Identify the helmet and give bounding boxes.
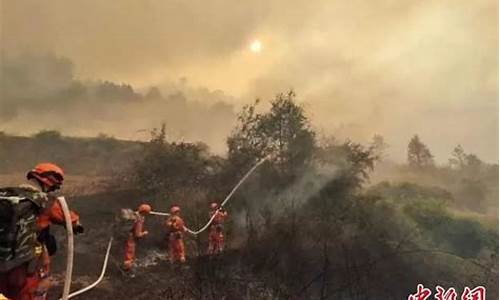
[210,202,218,209]
[27,162,64,191]
[170,205,181,214]
[138,204,151,214]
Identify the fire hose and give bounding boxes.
[52,157,269,298]
[55,153,264,298]
[125,156,269,232]
[57,197,74,300]
[64,238,113,299]
[57,196,114,299]
[50,156,268,299]
[149,211,170,216]
[123,156,269,233]
[184,156,269,235]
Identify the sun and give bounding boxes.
[250,39,262,53]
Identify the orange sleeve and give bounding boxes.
[133,217,145,238]
[37,213,51,230]
[221,211,228,219]
[178,217,186,232]
[47,200,80,226]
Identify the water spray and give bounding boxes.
[184,156,269,235]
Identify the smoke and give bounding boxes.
[0,54,236,153]
[2,0,498,162]
[244,0,498,163]
[232,162,341,231]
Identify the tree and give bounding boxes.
[124,124,219,202]
[144,86,163,100]
[407,135,434,169]
[33,130,62,141]
[448,145,484,177]
[449,144,466,169]
[371,134,389,161]
[227,91,315,180]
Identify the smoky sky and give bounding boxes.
[1,0,498,162]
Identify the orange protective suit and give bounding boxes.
[166,215,186,263]
[35,199,80,300]
[37,200,80,231]
[208,209,228,255]
[0,262,39,300]
[123,214,147,270]
[1,194,80,300]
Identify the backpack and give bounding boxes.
[0,187,46,273]
[113,209,138,239]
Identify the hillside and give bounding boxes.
[0,131,143,176]
[0,95,497,299]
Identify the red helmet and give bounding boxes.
[170,205,181,214]
[27,162,64,191]
[138,204,152,214]
[210,202,218,209]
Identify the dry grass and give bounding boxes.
[0,173,109,197]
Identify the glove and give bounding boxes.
[46,234,58,256]
[38,228,58,256]
[73,224,85,235]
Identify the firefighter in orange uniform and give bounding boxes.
[166,205,186,263]
[123,204,151,271]
[0,163,82,300]
[207,202,228,255]
[35,190,82,300]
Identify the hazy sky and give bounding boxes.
[2,0,498,162]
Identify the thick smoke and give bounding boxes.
[0,54,236,153]
[1,0,498,162]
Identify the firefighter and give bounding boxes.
[207,202,228,256]
[166,205,186,263]
[0,163,83,300]
[123,204,151,271]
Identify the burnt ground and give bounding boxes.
[47,191,277,300]
[15,189,500,300]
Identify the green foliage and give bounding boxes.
[1,88,497,298]
[374,143,498,213]
[223,94,497,298]
[33,129,63,141]
[315,139,377,189]
[449,144,485,178]
[227,91,315,184]
[404,199,498,257]
[455,179,488,212]
[367,181,498,259]
[407,134,434,169]
[126,124,221,202]
[369,181,453,204]
[403,199,450,230]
